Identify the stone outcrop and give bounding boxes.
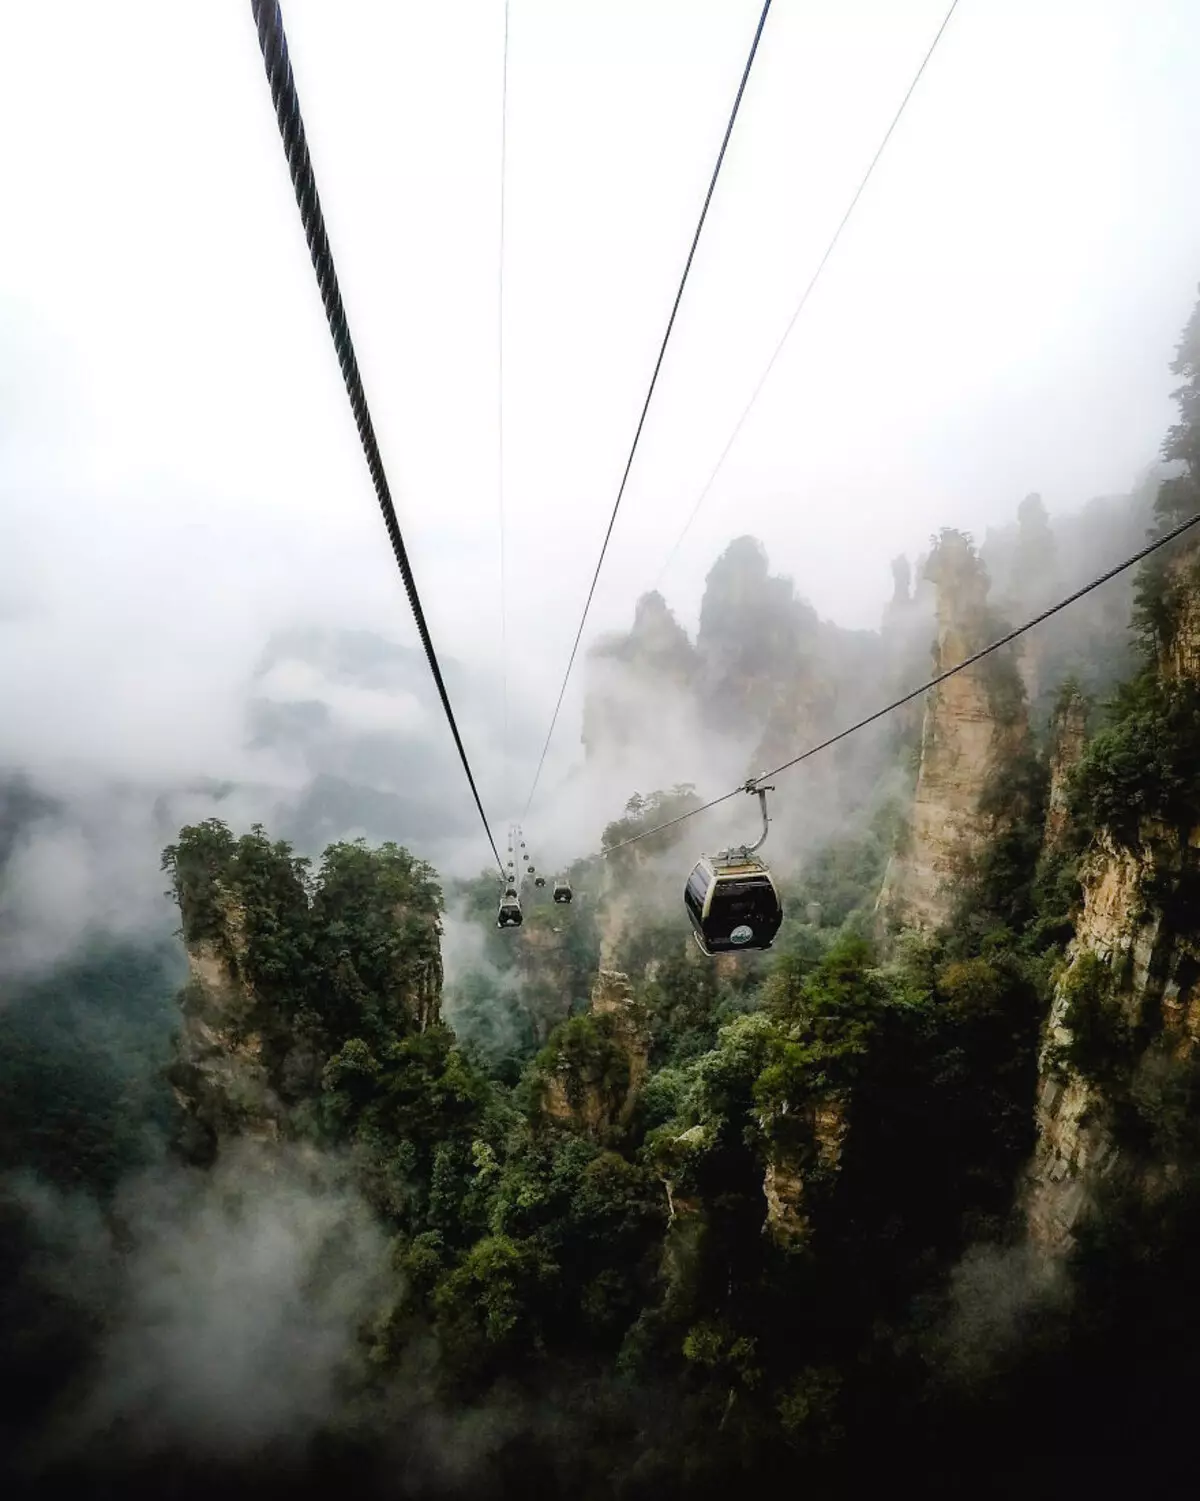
[582,592,698,761]
[877,552,935,755]
[1043,686,1088,851]
[597,874,639,972]
[1025,537,1200,1251]
[1024,837,1146,1249]
[579,535,908,860]
[1025,824,1200,1249]
[877,530,1031,936]
[761,1095,849,1247]
[167,844,442,1163]
[1163,544,1200,681]
[591,968,651,1103]
[540,970,650,1140]
[168,908,291,1161]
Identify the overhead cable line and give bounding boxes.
[605,510,1200,856]
[655,0,962,589]
[522,0,776,822]
[249,0,504,875]
[498,0,512,807]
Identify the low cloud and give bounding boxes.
[256,657,432,739]
[927,1240,1071,1393]
[14,1143,391,1469]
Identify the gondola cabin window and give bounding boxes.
[684,864,711,923]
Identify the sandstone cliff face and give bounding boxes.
[580,535,908,866]
[761,1095,848,1247]
[582,592,699,762]
[1025,838,1148,1249]
[1043,686,1089,851]
[1025,825,1200,1249]
[168,907,290,1160]
[877,531,1031,935]
[597,871,639,972]
[168,860,443,1162]
[1026,541,1200,1251]
[590,967,651,1108]
[1165,549,1200,681]
[540,970,649,1139]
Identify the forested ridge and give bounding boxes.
[3,291,1200,1497]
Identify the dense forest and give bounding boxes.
[2,289,1200,1498]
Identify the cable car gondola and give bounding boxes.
[527,864,535,874]
[534,875,546,888]
[553,878,572,904]
[498,888,523,928]
[683,777,782,956]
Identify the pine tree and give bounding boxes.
[1133,286,1200,654]
[1157,286,1200,523]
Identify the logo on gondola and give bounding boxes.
[730,924,753,945]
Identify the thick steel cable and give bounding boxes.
[250,0,503,875]
[604,511,1200,855]
[522,0,775,822]
[655,0,962,589]
[498,0,512,808]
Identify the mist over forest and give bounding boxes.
[10,1,1200,1496]
[4,319,1200,1493]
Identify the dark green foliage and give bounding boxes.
[324,1023,496,1238]
[949,743,1048,952]
[1163,289,1200,476]
[13,294,1200,1501]
[637,946,722,1068]
[160,816,239,944]
[432,1231,558,1373]
[1027,839,1084,950]
[164,823,444,1087]
[1051,952,1129,1085]
[766,933,1043,1246]
[602,785,703,860]
[0,938,183,1193]
[309,838,442,1047]
[1070,674,1200,846]
[1133,286,1200,657]
[533,1012,632,1125]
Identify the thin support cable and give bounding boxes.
[522,0,776,822]
[604,511,1200,855]
[250,0,504,874]
[655,0,962,589]
[498,0,511,808]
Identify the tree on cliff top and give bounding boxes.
[1160,286,1200,516]
[1135,286,1200,654]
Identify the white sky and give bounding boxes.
[2,0,1199,842]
